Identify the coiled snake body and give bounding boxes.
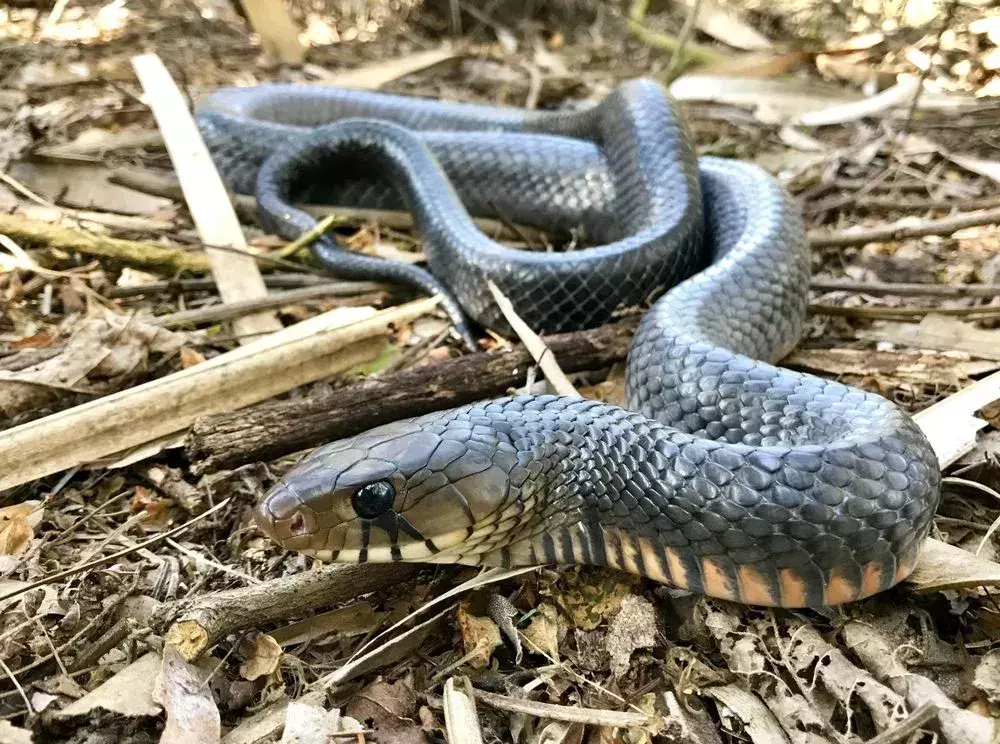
[196,78,940,607]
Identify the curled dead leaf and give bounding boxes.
[0,500,43,556]
[240,633,283,681]
[522,604,561,661]
[456,600,501,668]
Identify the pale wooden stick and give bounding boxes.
[486,280,579,398]
[0,297,441,492]
[131,53,282,343]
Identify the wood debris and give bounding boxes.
[5,0,1000,742]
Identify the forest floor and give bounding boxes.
[4,0,1000,742]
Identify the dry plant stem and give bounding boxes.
[150,283,388,329]
[133,53,282,342]
[864,703,939,744]
[0,213,209,274]
[159,563,420,662]
[807,206,1000,248]
[811,279,1000,298]
[487,280,578,397]
[626,0,726,70]
[473,688,654,728]
[0,298,440,492]
[900,0,959,136]
[274,214,344,259]
[186,318,637,473]
[105,274,379,298]
[842,620,998,744]
[808,304,1000,321]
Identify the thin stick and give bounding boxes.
[807,206,1000,248]
[150,283,387,328]
[487,280,579,398]
[0,298,438,492]
[864,703,939,744]
[472,689,653,728]
[900,1,959,136]
[274,214,345,259]
[811,279,1000,298]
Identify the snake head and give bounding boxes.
[254,412,520,563]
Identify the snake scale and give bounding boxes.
[196,78,940,608]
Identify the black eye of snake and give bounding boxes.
[351,481,396,520]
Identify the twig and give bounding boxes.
[900,0,959,136]
[809,304,1000,320]
[472,688,654,728]
[486,280,579,397]
[104,274,372,298]
[149,282,388,328]
[186,319,637,473]
[0,213,209,274]
[274,214,345,259]
[0,299,438,492]
[807,206,1000,248]
[811,279,1000,298]
[625,0,726,71]
[158,563,420,661]
[666,0,703,79]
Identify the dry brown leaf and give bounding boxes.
[240,634,283,681]
[675,0,772,51]
[0,501,42,556]
[179,347,206,368]
[345,676,426,744]
[605,596,658,678]
[522,604,561,661]
[456,601,502,668]
[56,652,162,718]
[155,645,221,744]
[908,538,1000,593]
[973,650,1000,707]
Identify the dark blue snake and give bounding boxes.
[195,78,940,607]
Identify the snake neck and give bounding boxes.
[431,395,938,609]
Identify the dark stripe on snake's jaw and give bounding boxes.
[201,78,942,608]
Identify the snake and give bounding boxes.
[195,78,941,608]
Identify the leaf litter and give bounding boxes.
[5,0,1000,742]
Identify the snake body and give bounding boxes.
[196,79,940,607]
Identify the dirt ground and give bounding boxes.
[4,0,1000,742]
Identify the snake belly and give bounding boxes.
[195,78,941,608]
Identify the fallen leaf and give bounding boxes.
[56,652,162,718]
[675,0,772,51]
[456,601,502,668]
[522,604,561,661]
[179,347,206,368]
[240,634,283,681]
[605,596,659,678]
[973,649,1000,706]
[0,501,42,556]
[908,538,1000,593]
[346,676,427,744]
[0,720,32,744]
[155,645,221,744]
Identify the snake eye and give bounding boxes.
[351,481,396,520]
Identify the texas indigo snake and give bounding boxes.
[196,78,940,607]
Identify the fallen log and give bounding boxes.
[185,318,638,473]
